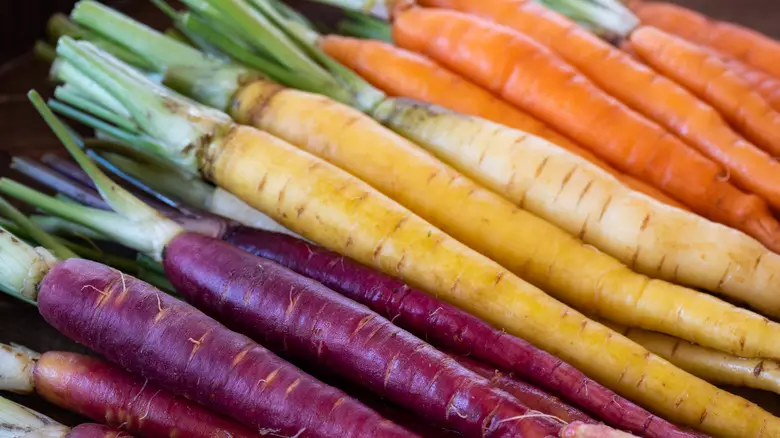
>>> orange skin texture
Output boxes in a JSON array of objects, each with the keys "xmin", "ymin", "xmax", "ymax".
[
  {"xmin": 413, "ymin": 0, "xmax": 780, "ymax": 215},
  {"xmin": 631, "ymin": 26, "xmax": 780, "ymax": 159},
  {"xmin": 391, "ymin": 7, "xmax": 780, "ymax": 252},
  {"xmin": 632, "ymin": 1, "xmax": 780, "ymax": 79},
  {"xmin": 320, "ymin": 34, "xmax": 685, "ymax": 209}
]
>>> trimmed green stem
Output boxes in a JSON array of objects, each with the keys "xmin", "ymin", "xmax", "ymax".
[
  {"xmin": 537, "ymin": 0, "xmax": 638, "ymax": 39},
  {"xmin": 50, "ymin": 59, "xmax": 132, "ymax": 119},
  {"xmin": 31, "ymin": 215, "xmax": 108, "ymax": 242},
  {"xmin": 99, "ymin": 151, "xmax": 214, "ymax": 210},
  {"xmin": 54, "ymin": 84, "xmax": 138, "ymax": 132},
  {"xmin": 34, "ymin": 41, "xmax": 57, "ymax": 64},
  {"xmin": 55, "ymin": 37, "xmax": 231, "ymax": 172},
  {"xmin": 0, "ymin": 198, "xmax": 77, "ymax": 260},
  {"xmin": 338, "ymin": 11, "xmax": 393, "ymax": 42},
  {"xmin": 47, "ymin": 12, "xmax": 155, "ymax": 70},
  {"xmin": 19, "ymin": 90, "xmax": 184, "ymax": 260}
]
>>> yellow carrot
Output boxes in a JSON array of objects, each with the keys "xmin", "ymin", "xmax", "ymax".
[
  {"xmin": 373, "ymin": 101, "xmax": 780, "ymax": 318},
  {"xmin": 613, "ymin": 324, "xmax": 780, "ymax": 396},
  {"xmin": 231, "ymin": 81, "xmax": 780, "ymax": 361},
  {"xmin": 210, "ymin": 124, "xmax": 778, "ymax": 437},
  {"xmin": 59, "ymin": 35, "xmax": 780, "ymax": 437}
]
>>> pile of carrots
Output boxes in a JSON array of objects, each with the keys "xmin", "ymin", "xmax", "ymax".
[{"xmin": 2, "ymin": 0, "xmax": 780, "ymax": 437}]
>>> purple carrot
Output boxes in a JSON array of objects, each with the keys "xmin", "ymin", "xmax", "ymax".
[
  {"xmin": 0, "ymin": 344, "xmax": 259, "ymax": 438},
  {"xmin": 38, "ymin": 259, "xmax": 415, "ymax": 438},
  {"xmin": 224, "ymin": 227, "xmax": 699, "ymax": 438},
  {"xmin": 452, "ymin": 354, "xmax": 594, "ymax": 424},
  {"xmin": 164, "ymin": 233, "xmax": 564, "ymax": 438}
]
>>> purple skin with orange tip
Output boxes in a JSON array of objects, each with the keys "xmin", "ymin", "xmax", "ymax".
[
  {"xmin": 223, "ymin": 227, "xmax": 701, "ymax": 438},
  {"xmin": 163, "ymin": 232, "xmax": 564, "ymax": 438},
  {"xmin": 451, "ymin": 354, "xmax": 593, "ymax": 424},
  {"xmin": 68, "ymin": 424, "xmax": 133, "ymax": 438},
  {"xmin": 32, "ymin": 351, "xmax": 258, "ymax": 438},
  {"xmin": 38, "ymin": 258, "xmax": 415, "ymax": 438}
]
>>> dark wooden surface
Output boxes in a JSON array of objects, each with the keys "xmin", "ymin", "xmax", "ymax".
[{"xmin": 0, "ymin": 0, "xmax": 778, "ymax": 426}]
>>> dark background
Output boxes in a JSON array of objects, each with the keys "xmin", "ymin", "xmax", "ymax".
[{"xmin": 0, "ymin": 0, "xmax": 777, "ymax": 426}]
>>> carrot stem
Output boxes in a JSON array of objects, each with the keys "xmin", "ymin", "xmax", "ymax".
[
  {"xmin": 541, "ymin": 0, "xmax": 638, "ymax": 39},
  {"xmin": 55, "ymin": 37, "xmax": 231, "ymax": 172},
  {"xmin": 29, "ymin": 215, "xmax": 108, "ymax": 242},
  {"xmin": 99, "ymin": 151, "xmax": 214, "ymax": 210},
  {"xmin": 53, "ymin": 85, "xmax": 137, "ymax": 133},
  {"xmin": 49, "ymin": 59, "xmax": 132, "ymax": 120},
  {"xmin": 46, "ymin": 12, "xmax": 155, "ymax": 70},
  {"xmin": 338, "ymin": 11, "xmax": 393, "ymax": 42},
  {"xmin": 0, "ymin": 199, "xmax": 78, "ymax": 261},
  {"xmin": 33, "ymin": 41, "xmax": 57, "ymax": 64}
]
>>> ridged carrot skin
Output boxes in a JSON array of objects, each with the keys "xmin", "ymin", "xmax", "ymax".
[
  {"xmin": 632, "ymin": 1, "xmax": 780, "ymax": 79},
  {"xmin": 31, "ymin": 351, "xmax": 258, "ymax": 438},
  {"xmin": 721, "ymin": 56, "xmax": 780, "ymax": 113},
  {"xmin": 415, "ymin": 0, "xmax": 780, "ymax": 213},
  {"xmin": 319, "ymin": 35, "xmax": 685, "ymax": 209},
  {"xmin": 614, "ymin": 325, "xmax": 780, "ymax": 396},
  {"xmin": 372, "ymin": 100, "xmax": 780, "ymax": 315},
  {"xmin": 231, "ymin": 79, "xmax": 780, "ymax": 360},
  {"xmin": 68, "ymin": 424, "xmax": 132, "ymax": 438},
  {"xmin": 163, "ymin": 232, "xmax": 563, "ymax": 438},
  {"xmin": 451, "ymin": 355, "xmax": 594, "ymax": 424},
  {"xmin": 391, "ymin": 7, "xmax": 780, "ymax": 251},
  {"xmin": 631, "ymin": 26, "xmax": 780, "ymax": 158},
  {"xmin": 224, "ymin": 227, "xmax": 706, "ymax": 438},
  {"xmin": 202, "ymin": 123, "xmax": 780, "ymax": 436},
  {"xmin": 37, "ymin": 258, "xmax": 414, "ymax": 438}
]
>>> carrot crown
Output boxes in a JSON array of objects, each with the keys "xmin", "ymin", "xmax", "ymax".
[{"xmin": 0, "ymin": 222, "xmax": 56, "ymax": 303}]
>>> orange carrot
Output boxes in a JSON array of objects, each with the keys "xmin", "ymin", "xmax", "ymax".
[
  {"xmin": 320, "ymin": 34, "xmax": 685, "ymax": 208},
  {"xmin": 718, "ymin": 55, "xmax": 780, "ymax": 113},
  {"xmin": 630, "ymin": 26, "xmax": 780, "ymax": 158},
  {"xmin": 391, "ymin": 6, "xmax": 780, "ymax": 251},
  {"xmin": 632, "ymin": 1, "xmax": 780, "ymax": 79},
  {"xmin": 414, "ymin": 0, "xmax": 780, "ymax": 212}
]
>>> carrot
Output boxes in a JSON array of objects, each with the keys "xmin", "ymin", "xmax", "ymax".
[
  {"xmin": 223, "ymin": 227, "xmax": 700, "ymax": 437},
  {"xmin": 631, "ymin": 1, "xmax": 780, "ymax": 79},
  {"xmin": 0, "ymin": 396, "xmax": 132, "ymax": 438},
  {"xmin": 630, "ymin": 26, "xmax": 780, "ymax": 157},
  {"xmin": 0, "ymin": 344, "xmax": 260, "ymax": 438},
  {"xmin": 719, "ymin": 56, "xmax": 780, "ymax": 113},
  {"xmin": 65, "ymin": 3, "xmax": 780, "ymax": 352},
  {"xmin": 47, "ymin": 38, "xmax": 780, "ymax": 436},
  {"xmin": 611, "ymin": 325, "xmax": 780, "ymax": 396},
  {"xmin": 27, "ymin": 258, "xmax": 417, "ymax": 438},
  {"xmin": 413, "ymin": 0, "xmax": 780, "ymax": 214},
  {"xmin": 23, "ymin": 89, "xmax": 566, "ymax": 438},
  {"xmin": 165, "ymin": 233, "xmax": 563, "ymax": 437},
  {"xmin": 319, "ymin": 34, "xmax": 686, "ymax": 209},
  {"xmin": 373, "ymin": 101, "xmax": 780, "ymax": 314},
  {"xmin": 390, "ymin": 7, "xmax": 780, "ymax": 249},
  {"xmin": 451, "ymin": 354, "xmax": 594, "ymax": 424},
  {"xmin": 0, "ymin": 106, "xmax": 416, "ymax": 438}
]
